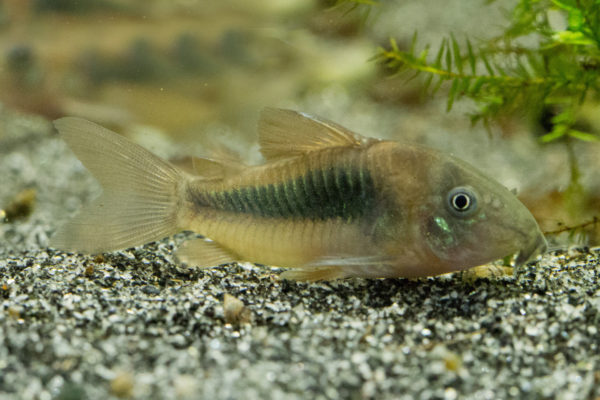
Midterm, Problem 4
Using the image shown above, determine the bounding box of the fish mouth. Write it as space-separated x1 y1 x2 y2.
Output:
513 232 548 266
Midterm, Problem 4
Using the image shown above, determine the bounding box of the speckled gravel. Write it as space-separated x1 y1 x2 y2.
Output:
1 108 600 400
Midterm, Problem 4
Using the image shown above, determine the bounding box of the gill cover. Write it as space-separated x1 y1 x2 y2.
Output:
422 158 546 270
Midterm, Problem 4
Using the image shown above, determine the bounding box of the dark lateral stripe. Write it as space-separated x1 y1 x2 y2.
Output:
244 186 261 215
292 176 308 216
310 167 327 210
273 182 291 217
230 188 247 213
190 165 376 220
221 190 237 212
264 184 281 217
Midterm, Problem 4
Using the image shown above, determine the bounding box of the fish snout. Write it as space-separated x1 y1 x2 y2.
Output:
513 231 547 266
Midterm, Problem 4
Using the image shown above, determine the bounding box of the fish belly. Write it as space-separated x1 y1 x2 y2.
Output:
186 209 371 268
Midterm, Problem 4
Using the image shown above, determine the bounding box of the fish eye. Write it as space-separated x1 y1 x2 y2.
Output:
446 186 477 216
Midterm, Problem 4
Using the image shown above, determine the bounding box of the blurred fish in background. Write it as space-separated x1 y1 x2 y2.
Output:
0 0 376 134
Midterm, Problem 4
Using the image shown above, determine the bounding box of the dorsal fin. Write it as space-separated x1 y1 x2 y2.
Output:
258 108 374 161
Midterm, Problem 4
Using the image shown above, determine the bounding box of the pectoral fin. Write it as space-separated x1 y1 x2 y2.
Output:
176 238 239 269
281 255 397 281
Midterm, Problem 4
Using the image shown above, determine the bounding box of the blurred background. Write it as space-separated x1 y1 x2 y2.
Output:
0 0 598 245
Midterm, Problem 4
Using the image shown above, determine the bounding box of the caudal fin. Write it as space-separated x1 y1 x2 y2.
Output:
51 117 187 254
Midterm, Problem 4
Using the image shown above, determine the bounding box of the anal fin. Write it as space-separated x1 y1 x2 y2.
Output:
280 267 346 282
176 238 239 269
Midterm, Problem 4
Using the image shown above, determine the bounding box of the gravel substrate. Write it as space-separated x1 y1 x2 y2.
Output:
1 108 599 400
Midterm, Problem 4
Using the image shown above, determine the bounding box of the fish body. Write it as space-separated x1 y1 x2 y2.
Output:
51 108 547 280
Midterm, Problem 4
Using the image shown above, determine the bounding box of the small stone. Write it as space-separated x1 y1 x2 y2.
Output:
141 285 160 295
525 325 541 337
174 374 198 398
2 188 36 221
587 325 597 335
84 264 95 276
444 387 458 400
7 305 21 318
223 293 252 325
443 351 462 372
110 371 134 399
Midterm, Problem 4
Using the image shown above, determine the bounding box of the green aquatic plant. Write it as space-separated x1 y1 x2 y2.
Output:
376 0 600 143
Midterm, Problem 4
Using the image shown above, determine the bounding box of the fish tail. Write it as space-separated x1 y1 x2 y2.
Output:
51 117 187 254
